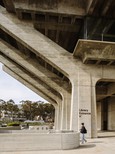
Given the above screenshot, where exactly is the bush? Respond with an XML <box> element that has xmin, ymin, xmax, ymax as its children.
<box><xmin>7</xmin><ymin>122</ymin><xmax>20</xmax><ymax>126</ymax></box>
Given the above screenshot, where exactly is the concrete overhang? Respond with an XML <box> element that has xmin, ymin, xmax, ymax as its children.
<box><xmin>3</xmin><ymin>65</ymin><xmax>58</xmax><ymax>107</ymax></box>
<box><xmin>0</xmin><ymin>39</ymin><xmax>70</xmax><ymax>93</ymax></box>
<box><xmin>0</xmin><ymin>52</ymin><xmax>62</xmax><ymax>100</ymax></box>
<box><xmin>0</xmin><ymin>54</ymin><xmax>60</xmax><ymax>106</ymax></box>
<box><xmin>96</xmin><ymin>82</ymin><xmax>115</xmax><ymax>101</ymax></box>
<box><xmin>73</xmin><ymin>40</ymin><xmax>115</xmax><ymax>65</ymax></box>
<box><xmin>12</xmin><ymin>0</ymin><xmax>86</xmax><ymax>16</ymax></box>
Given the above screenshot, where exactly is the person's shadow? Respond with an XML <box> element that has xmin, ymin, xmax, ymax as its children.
<box><xmin>78</xmin><ymin>143</ymin><xmax>96</xmax><ymax>149</ymax></box>
<box><xmin>78</xmin><ymin>140</ymin><xmax>103</xmax><ymax>149</ymax></box>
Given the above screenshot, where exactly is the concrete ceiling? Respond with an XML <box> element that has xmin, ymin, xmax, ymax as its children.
<box><xmin>1</xmin><ymin>0</ymin><xmax>115</xmax><ymax>53</ymax></box>
<box><xmin>0</xmin><ymin>0</ymin><xmax>115</xmax><ymax>103</ymax></box>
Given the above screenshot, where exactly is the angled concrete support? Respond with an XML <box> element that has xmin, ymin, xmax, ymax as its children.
<box><xmin>3</xmin><ymin>65</ymin><xmax>62</xmax><ymax>130</ymax></box>
<box><xmin>0</xmin><ymin>40</ymin><xmax>72</xmax><ymax>131</ymax></box>
<box><xmin>0</xmin><ymin>54</ymin><xmax>62</xmax><ymax>130</ymax></box>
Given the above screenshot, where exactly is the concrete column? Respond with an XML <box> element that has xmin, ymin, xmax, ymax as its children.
<box><xmin>60</xmin><ymin>92</ymin><xmax>71</xmax><ymax>130</ymax></box>
<box><xmin>56</xmin><ymin>102</ymin><xmax>62</xmax><ymax>130</ymax></box>
<box><xmin>70</xmin><ymin>72</ymin><xmax>95</xmax><ymax>138</ymax></box>
<box><xmin>70</xmin><ymin>80</ymin><xmax>79</xmax><ymax>131</ymax></box>
<box><xmin>91</xmin><ymin>83</ymin><xmax>97</xmax><ymax>138</ymax></box>
<box><xmin>60</xmin><ymin>94</ymin><xmax>66</xmax><ymax>130</ymax></box>
<box><xmin>54</xmin><ymin>105</ymin><xmax>59</xmax><ymax>130</ymax></box>
<box><xmin>97</xmin><ymin>102</ymin><xmax>102</xmax><ymax>131</ymax></box>
<box><xmin>54</xmin><ymin>99</ymin><xmax>62</xmax><ymax>130</ymax></box>
<box><xmin>66</xmin><ymin>93</ymin><xmax>71</xmax><ymax>130</ymax></box>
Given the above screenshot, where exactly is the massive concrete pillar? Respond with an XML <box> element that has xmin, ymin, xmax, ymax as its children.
<box><xmin>90</xmin><ymin>78</ymin><xmax>98</xmax><ymax>138</ymax></box>
<box><xmin>70</xmin><ymin>71</ymin><xmax>97</xmax><ymax>138</ymax></box>
<box><xmin>70</xmin><ymin>79</ymin><xmax>79</xmax><ymax>131</ymax></box>
<box><xmin>60</xmin><ymin>91</ymin><xmax>71</xmax><ymax>130</ymax></box>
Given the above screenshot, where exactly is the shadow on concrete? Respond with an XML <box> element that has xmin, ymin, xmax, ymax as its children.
<box><xmin>98</xmin><ymin>130</ymin><xmax>115</xmax><ymax>138</ymax></box>
<box><xmin>88</xmin><ymin>141</ymin><xmax>103</xmax><ymax>143</ymax></box>
<box><xmin>78</xmin><ymin>143</ymin><xmax>96</xmax><ymax>149</ymax></box>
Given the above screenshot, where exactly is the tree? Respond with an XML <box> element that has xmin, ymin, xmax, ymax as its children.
<box><xmin>43</xmin><ymin>103</ymin><xmax>55</xmax><ymax>122</ymax></box>
<box><xmin>20</xmin><ymin>100</ymin><xmax>55</xmax><ymax>122</ymax></box>
<box><xmin>0</xmin><ymin>99</ymin><xmax>19</xmax><ymax>120</ymax></box>
<box><xmin>20</xmin><ymin>100</ymin><xmax>39</xmax><ymax>120</ymax></box>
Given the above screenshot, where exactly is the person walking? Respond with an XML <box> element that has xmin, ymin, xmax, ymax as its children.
<box><xmin>80</xmin><ymin>123</ymin><xmax>87</xmax><ymax>144</ymax></box>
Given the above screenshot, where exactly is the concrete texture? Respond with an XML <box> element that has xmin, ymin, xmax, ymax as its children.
<box><xmin>0</xmin><ymin>1</ymin><xmax>115</xmax><ymax>147</ymax></box>
<box><xmin>0</xmin><ymin>136</ymin><xmax>115</xmax><ymax>154</ymax></box>
<box><xmin>0</xmin><ymin>132</ymin><xmax>79</xmax><ymax>151</ymax></box>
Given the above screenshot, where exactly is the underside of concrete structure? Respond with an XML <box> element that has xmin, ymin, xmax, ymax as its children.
<box><xmin>0</xmin><ymin>0</ymin><xmax>115</xmax><ymax>150</ymax></box>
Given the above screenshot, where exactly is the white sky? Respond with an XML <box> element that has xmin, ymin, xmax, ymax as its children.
<box><xmin>0</xmin><ymin>63</ymin><xmax>46</xmax><ymax>104</ymax></box>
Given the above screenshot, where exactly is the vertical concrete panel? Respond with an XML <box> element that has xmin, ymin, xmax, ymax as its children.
<box><xmin>91</xmin><ymin>83</ymin><xmax>97</xmax><ymax>138</ymax></box>
<box><xmin>70</xmin><ymin>80</ymin><xmax>79</xmax><ymax>131</ymax></box>
<box><xmin>108</xmin><ymin>98</ymin><xmax>115</xmax><ymax>130</ymax></box>
<box><xmin>77</xmin><ymin>71</ymin><xmax>92</xmax><ymax>137</ymax></box>
<box><xmin>97</xmin><ymin>102</ymin><xmax>102</xmax><ymax>131</ymax></box>
<box><xmin>79</xmin><ymin>85</ymin><xmax>92</xmax><ymax>138</ymax></box>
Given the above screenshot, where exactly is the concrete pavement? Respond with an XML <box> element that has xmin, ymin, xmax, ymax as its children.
<box><xmin>0</xmin><ymin>136</ymin><xmax>115</xmax><ymax>154</ymax></box>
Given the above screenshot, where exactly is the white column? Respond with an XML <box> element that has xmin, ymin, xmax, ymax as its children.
<box><xmin>54</xmin><ymin>105</ymin><xmax>58</xmax><ymax>130</ymax></box>
<box><xmin>57</xmin><ymin>102</ymin><xmax>62</xmax><ymax>130</ymax></box>
<box><xmin>70</xmin><ymin>80</ymin><xmax>79</xmax><ymax>131</ymax></box>
<box><xmin>97</xmin><ymin>102</ymin><xmax>102</xmax><ymax>131</ymax></box>
<box><xmin>91</xmin><ymin>78</ymin><xmax>98</xmax><ymax>138</ymax></box>
<box><xmin>60</xmin><ymin>91</ymin><xmax>71</xmax><ymax>130</ymax></box>
<box><xmin>60</xmin><ymin>94</ymin><xmax>67</xmax><ymax>130</ymax></box>
<box><xmin>66</xmin><ymin>93</ymin><xmax>71</xmax><ymax>130</ymax></box>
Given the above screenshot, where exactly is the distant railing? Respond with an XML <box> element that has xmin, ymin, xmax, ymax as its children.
<box><xmin>82</xmin><ymin>33</ymin><xmax>115</xmax><ymax>42</ymax></box>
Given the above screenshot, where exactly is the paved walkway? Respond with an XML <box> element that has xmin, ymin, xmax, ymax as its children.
<box><xmin>0</xmin><ymin>131</ymin><xmax>115</xmax><ymax>154</ymax></box>
<box><xmin>0</xmin><ymin>136</ymin><xmax>115</xmax><ymax>154</ymax></box>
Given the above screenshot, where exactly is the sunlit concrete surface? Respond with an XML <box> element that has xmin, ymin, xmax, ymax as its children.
<box><xmin>0</xmin><ymin>136</ymin><xmax>115</xmax><ymax>154</ymax></box>
<box><xmin>0</xmin><ymin>1</ymin><xmax>115</xmax><ymax>149</ymax></box>
<box><xmin>0</xmin><ymin>131</ymin><xmax>79</xmax><ymax>151</ymax></box>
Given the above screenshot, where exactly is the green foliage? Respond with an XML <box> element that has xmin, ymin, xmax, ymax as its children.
<box><xmin>0</xmin><ymin>99</ymin><xmax>55</xmax><ymax>123</ymax></box>
<box><xmin>7</xmin><ymin>122</ymin><xmax>20</xmax><ymax>126</ymax></box>
<box><xmin>24</xmin><ymin>122</ymin><xmax>44</xmax><ymax>126</ymax></box>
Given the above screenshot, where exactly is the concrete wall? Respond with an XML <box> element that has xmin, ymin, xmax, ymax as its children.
<box><xmin>0</xmin><ymin>132</ymin><xmax>80</xmax><ymax>151</ymax></box>
<box><xmin>108</xmin><ymin>98</ymin><xmax>115</xmax><ymax>130</ymax></box>
<box><xmin>97</xmin><ymin>102</ymin><xmax>102</xmax><ymax>131</ymax></box>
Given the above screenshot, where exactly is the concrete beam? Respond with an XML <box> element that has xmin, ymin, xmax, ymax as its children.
<box><xmin>107</xmin><ymin>83</ymin><xmax>115</xmax><ymax>95</ymax></box>
<box><xmin>0</xmin><ymin>39</ymin><xmax>72</xmax><ymax>130</ymax></box>
<box><xmin>0</xmin><ymin>40</ymin><xmax>69</xmax><ymax>94</ymax></box>
<box><xmin>101</xmin><ymin>0</ymin><xmax>113</xmax><ymax>16</ymax></box>
<box><xmin>3</xmin><ymin>65</ymin><xmax>61</xmax><ymax>129</ymax></box>
<box><xmin>13</xmin><ymin>0</ymin><xmax>86</xmax><ymax>16</ymax></box>
<box><xmin>73</xmin><ymin>39</ymin><xmax>115</xmax><ymax>64</ymax></box>
<box><xmin>34</xmin><ymin>21</ymin><xmax>80</xmax><ymax>33</ymax></box>
<box><xmin>87</xmin><ymin>0</ymin><xmax>99</xmax><ymax>14</ymax></box>
<box><xmin>96</xmin><ymin>86</ymin><xmax>107</xmax><ymax>95</ymax></box>
<box><xmin>3</xmin><ymin>0</ymin><xmax>15</xmax><ymax>13</ymax></box>
<box><xmin>3</xmin><ymin>65</ymin><xmax>57</xmax><ymax>107</ymax></box>
<box><xmin>0</xmin><ymin>54</ymin><xmax>61</xmax><ymax>103</ymax></box>
<box><xmin>86</xmin><ymin>0</ymin><xmax>94</xmax><ymax>13</ymax></box>
<box><xmin>96</xmin><ymin>83</ymin><xmax>115</xmax><ymax>101</ymax></box>
<box><xmin>0</xmin><ymin>8</ymin><xmax>80</xmax><ymax>77</ymax></box>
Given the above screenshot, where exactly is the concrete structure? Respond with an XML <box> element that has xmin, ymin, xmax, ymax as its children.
<box><xmin>0</xmin><ymin>131</ymin><xmax>79</xmax><ymax>151</ymax></box>
<box><xmin>0</xmin><ymin>135</ymin><xmax>115</xmax><ymax>153</ymax></box>
<box><xmin>0</xmin><ymin>0</ymin><xmax>115</xmax><ymax>150</ymax></box>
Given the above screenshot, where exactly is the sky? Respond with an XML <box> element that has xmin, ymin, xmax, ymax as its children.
<box><xmin>0</xmin><ymin>63</ymin><xmax>46</xmax><ymax>104</ymax></box>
